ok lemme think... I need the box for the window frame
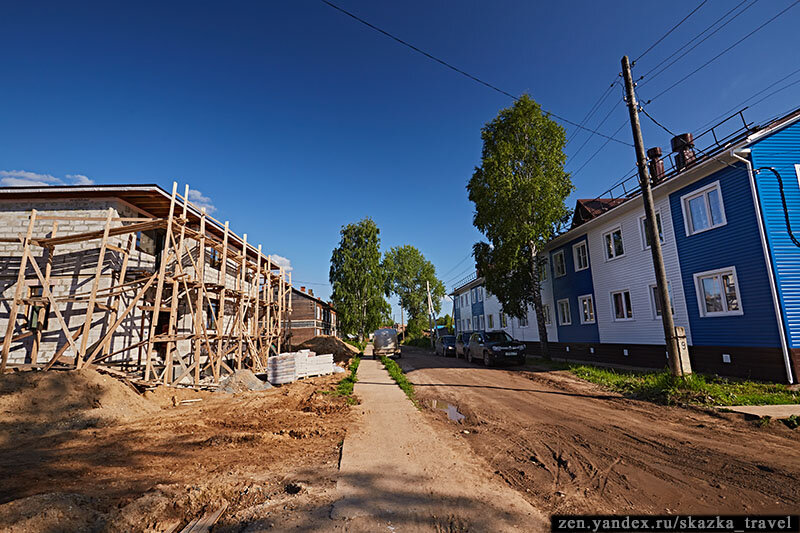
[693,266,744,317]
[500,313,507,328]
[610,289,634,322]
[680,180,727,236]
[479,314,485,330]
[518,313,529,328]
[648,282,674,319]
[553,250,567,277]
[477,287,483,302]
[602,226,625,261]
[639,211,665,250]
[573,241,589,272]
[539,256,549,281]
[557,298,572,326]
[577,294,595,324]
[487,314,494,329]
[542,304,552,326]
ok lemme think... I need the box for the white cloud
[0,170,96,187]
[187,188,216,214]
[270,254,292,272]
[66,174,94,185]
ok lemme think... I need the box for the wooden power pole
[621,55,686,377]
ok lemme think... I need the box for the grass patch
[568,364,800,406]
[380,355,416,405]
[324,356,360,405]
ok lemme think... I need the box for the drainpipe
[731,148,795,384]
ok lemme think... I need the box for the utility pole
[426,280,436,348]
[621,55,685,377]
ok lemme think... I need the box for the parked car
[455,332,471,358]
[435,335,457,357]
[373,328,401,358]
[465,331,526,366]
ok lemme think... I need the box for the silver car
[373,328,401,358]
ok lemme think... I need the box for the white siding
[586,194,692,345]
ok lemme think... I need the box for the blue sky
[2,1,799,322]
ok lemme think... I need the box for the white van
[373,328,401,358]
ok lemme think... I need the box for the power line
[439,252,473,280]
[567,98,624,167]
[633,0,709,64]
[639,0,755,87]
[565,81,618,145]
[693,65,800,134]
[320,0,633,147]
[570,119,630,178]
[644,0,800,103]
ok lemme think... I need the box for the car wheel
[466,350,472,364]
[484,351,491,367]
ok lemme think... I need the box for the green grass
[325,356,361,405]
[402,336,433,349]
[567,364,800,406]
[380,355,417,405]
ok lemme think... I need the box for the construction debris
[219,369,273,394]
[296,335,360,364]
[267,351,335,385]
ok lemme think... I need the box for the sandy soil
[398,346,800,517]
[331,350,546,532]
[0,367,353,532]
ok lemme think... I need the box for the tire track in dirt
[400,348,800,516]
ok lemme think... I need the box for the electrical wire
[755,167,800,248]
[567,99,624,166]
[633,0,709,64]
[570,119,630,178]
[439,252,473,279]
[644,0,800,104]
[566,81,618,145]
[638,0,754,87]
[320,0,633,147]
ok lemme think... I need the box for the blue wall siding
[750,120,800,349]
[669,162,780,347]
[550,236,600,343]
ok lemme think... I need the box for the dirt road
[398,346,800,516]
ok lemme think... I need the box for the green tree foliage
[467,95,573,358]
[436,314,455,334]
[383,245,445,338]
[329,218,390,342]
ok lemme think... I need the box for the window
[487,314,494,329]
[479,314,485,330]
[500,313,507,327]
[681,181,726,235]
[603,227,625,260]
[557,299,571,325]
[466,318,471,330]
[578,294,595,324]
[27,286,49,331]
[553,250,566,277]
[208,247,222,269]
[693,267,743,317]
[539,257,549,281]
[207,299,219,330]
[473,315,479,330]
[542,304,552,326]
[573,242,589,271]
[519,314,529,327]
[649,282,674,319]
[611,290,634,321]
[477,287,483,301]
[640,212,664,249]
[454,297,459,310]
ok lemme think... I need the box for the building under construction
[0,183,292,387]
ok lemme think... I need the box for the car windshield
[484,331,514,343]
[441,336,456,344]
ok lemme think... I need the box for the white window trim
[602,226,625,261]
[795,164,800,188]
[577,293,595,324]
[557,298,572,326]
[639,211,664,250]
[542,304,552,326]
[648,282,674,320]
[680,180,727,236]
[693,266,744,317]
[553,250,566,277]
[573,241,589,272]
[610,289,634,322]
[539,256,549,281]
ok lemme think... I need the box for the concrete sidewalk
[330,348,545,532]
[720,404,800,418]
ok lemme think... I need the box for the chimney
[308,289,314,296]
[647,147,665,184]
[671,133,695,172]
[300,286,306,293]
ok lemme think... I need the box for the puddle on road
[430,399,465,423]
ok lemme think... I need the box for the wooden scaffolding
[0,182,292,387]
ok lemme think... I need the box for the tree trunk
[530,242,550,360]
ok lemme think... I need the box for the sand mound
[295,335,359,363]
[219,370,273,393]
[0,368,157,438]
